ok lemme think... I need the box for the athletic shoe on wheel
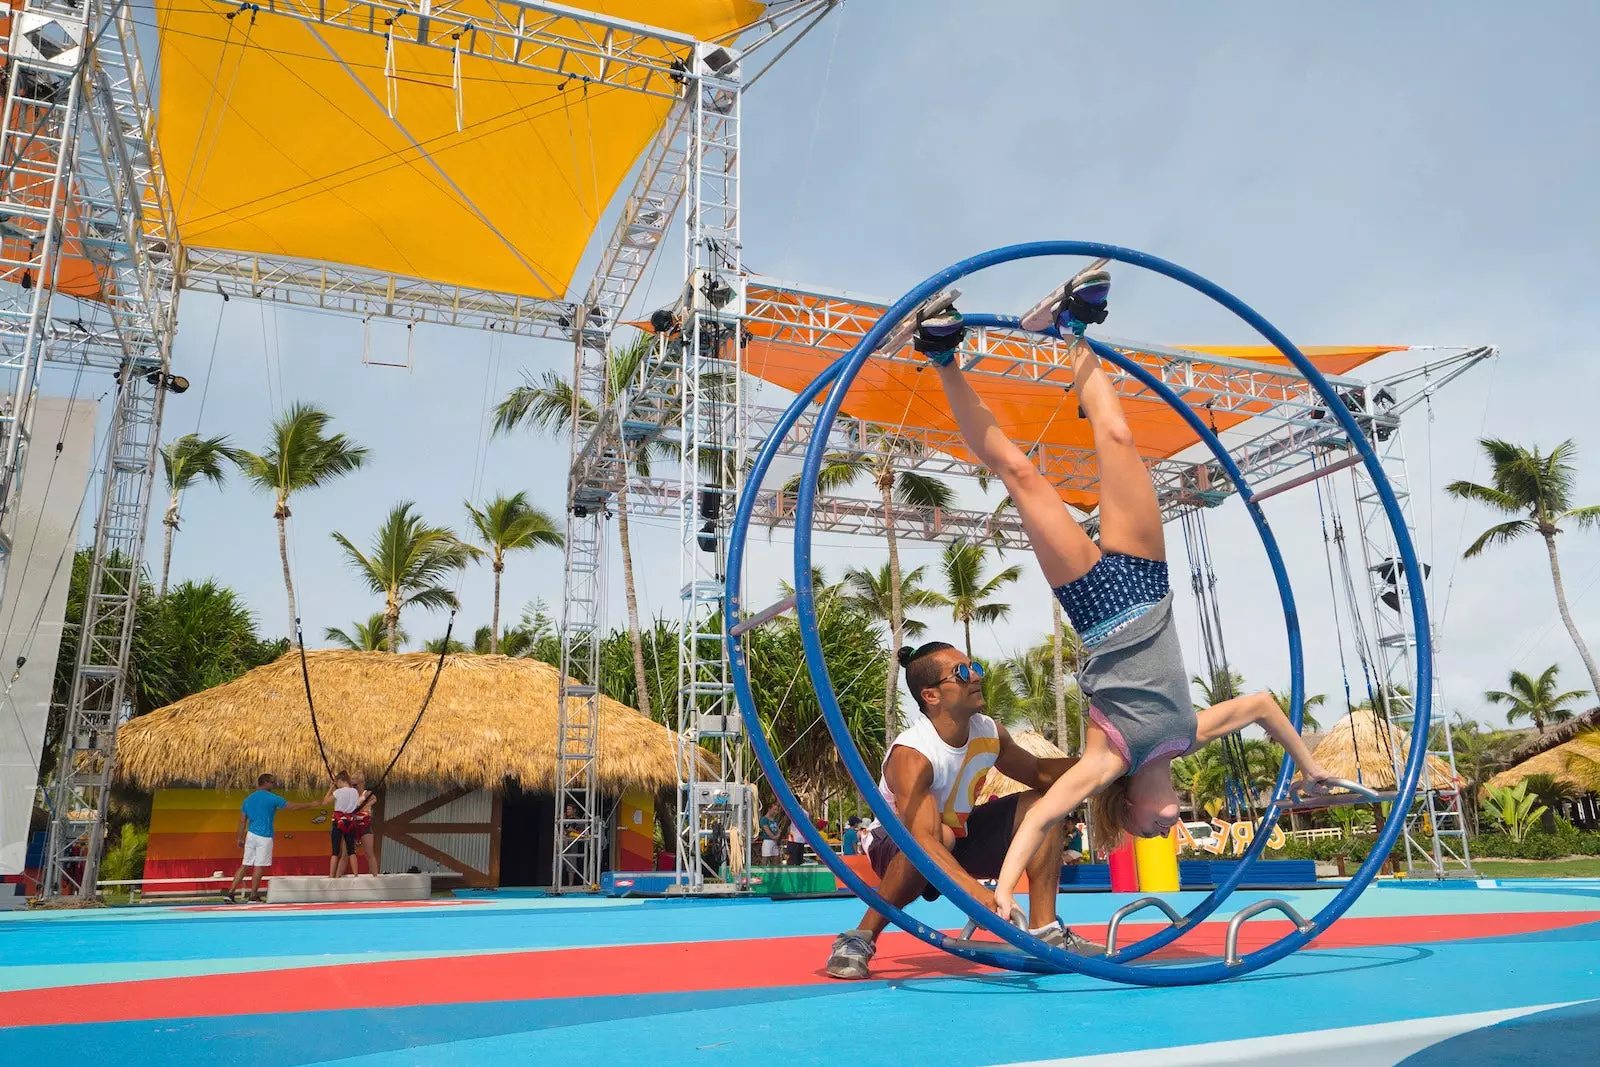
[913,309,967,367]
[1034,919,1105,956]
[1020,265,1112,335]
[825,928,877,979]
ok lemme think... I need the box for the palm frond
[1462,519,1535,558]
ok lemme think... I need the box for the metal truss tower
[8,0,181,897]
[1344,352,1493,879]
[670,42,747,892]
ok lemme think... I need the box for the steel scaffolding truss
[23,0,180,897]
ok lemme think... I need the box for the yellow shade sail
[155,1,761,297]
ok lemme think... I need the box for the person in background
[785,818,808,866]
[842,816,862,856]
[348,776,381,876]
[760,803,783,866]
[1065,820,1086,863]
[320,772,361,877]
[226,773,322,903]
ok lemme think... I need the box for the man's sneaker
[221,892,237,905]
[825,928,877,979]
[913,309,966,366]
[1033,919,1104,957]
[1020,263,1112,335]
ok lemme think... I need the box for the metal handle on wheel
[1224,898,1314,966]
[1104,895,1187,958]
[954,903,1030,955]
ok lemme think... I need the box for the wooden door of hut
[374,784,500,887]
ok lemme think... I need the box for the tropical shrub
[1481,781,1548,844]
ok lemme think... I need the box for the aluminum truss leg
[1350,410,1474,879]
[0,2,90,593]
[553,310,612,893]
[673,43,749,893]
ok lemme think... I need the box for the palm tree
[331,502,479,654]
[158,433,240,597]
[785,448,953,747]
[939,539,1022,658]
[325,613,406,652]
[473,623,537,657]
[1447,714,1520,835]
[1192,668,1248,709]
[1271,689,1327,732]
[465,492,562,653]
[843,562,951,732]
[1485,665,1588,734]
[1447,438,1600,701]
[495,331,660,719]
[236,403,370,633]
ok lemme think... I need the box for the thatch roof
[115,650,706,793]
[1487,730,1600,794]
[1506,708,1600,764]
[1302,709,1457,792]
[977,729,1069,805]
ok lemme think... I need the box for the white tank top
[876,713,1001,839]
[332,786,361,814]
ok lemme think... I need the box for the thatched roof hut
[1505,709,1600,765]
[1487,730,1600,794]
[977,729,1070,805]
[116,650,702,793]
[1302,709,1457,792]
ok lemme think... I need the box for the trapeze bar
[1279,775,1397,813]
[728,593,797,636]
[1250,453,1364,503]
[1104,896,1188,958]
[1224,898,1314,966]
[874,288,960,355]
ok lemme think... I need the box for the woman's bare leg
[1068,339,1165,561]
[934,362,1100,585]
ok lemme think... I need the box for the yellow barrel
[1132,825,1180,892]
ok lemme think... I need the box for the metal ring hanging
[726,240,1434,986]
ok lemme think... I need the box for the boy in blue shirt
[842,816,862,856]
[226,773,323,903]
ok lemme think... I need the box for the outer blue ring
[733,241,1431,985]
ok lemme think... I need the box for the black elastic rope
[372,608,457,792]
[296,610,456,793]
[296,618,336,781]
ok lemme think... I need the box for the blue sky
[95,1,1600,727]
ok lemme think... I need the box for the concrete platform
[265,873,432,904]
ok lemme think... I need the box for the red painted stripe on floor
[2,910,1594,1028]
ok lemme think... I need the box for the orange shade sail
[740,289,1403,510]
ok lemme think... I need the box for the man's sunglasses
[937,662,985,685]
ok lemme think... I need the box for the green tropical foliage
[494,331,662,719]
[236,403,369,631]
[325,613,406,652]
[158,433,241,596]
[1486,664,1588,733]
[1447,438,1600,702]
[98,824,148,883]
[465,492,562,653]
[1271,689,1326,732]
[135,579,287,713]
[331,502,478,654]
[1482,780,1548,843]
[939,539,1021,657]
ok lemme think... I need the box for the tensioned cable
[299,19,563,297]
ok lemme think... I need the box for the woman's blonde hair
[1089,775,1132,853]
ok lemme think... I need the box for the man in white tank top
[826,641,1101,980]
